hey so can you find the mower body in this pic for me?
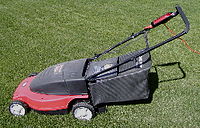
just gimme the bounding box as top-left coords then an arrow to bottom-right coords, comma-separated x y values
12,59 -> 89,111
12,52 -> 151,111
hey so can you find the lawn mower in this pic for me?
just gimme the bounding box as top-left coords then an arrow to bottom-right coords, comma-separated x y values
9,5 -> 190,120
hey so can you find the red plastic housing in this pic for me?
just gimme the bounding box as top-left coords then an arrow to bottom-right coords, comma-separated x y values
12,76 -> 89,111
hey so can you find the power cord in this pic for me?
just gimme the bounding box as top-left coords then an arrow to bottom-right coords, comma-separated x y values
164,23 -> 200,55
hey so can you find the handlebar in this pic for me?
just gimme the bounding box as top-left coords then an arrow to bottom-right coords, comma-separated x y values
176,5 -> 190,33
144,5 -> 190,33
87,5 -> 190,81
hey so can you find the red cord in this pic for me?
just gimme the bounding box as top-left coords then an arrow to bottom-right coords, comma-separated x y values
164,23 -> 200,55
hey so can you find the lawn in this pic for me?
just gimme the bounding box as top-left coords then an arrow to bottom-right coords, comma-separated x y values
1,0 -> 200,127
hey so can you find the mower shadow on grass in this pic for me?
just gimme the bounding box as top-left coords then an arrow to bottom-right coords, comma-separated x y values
154,62 -> 186,83
148,61 -> 186,102
105,61 -> 186,107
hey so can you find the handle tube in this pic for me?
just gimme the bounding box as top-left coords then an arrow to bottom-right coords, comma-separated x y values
175,5 -> 190,33
144,5 -> 190,32
90,30 -> 145,60
87,6 -> 190,81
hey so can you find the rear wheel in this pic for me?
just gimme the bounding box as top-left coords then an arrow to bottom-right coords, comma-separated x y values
72,102 -> 95,120
9,101 -> 29,116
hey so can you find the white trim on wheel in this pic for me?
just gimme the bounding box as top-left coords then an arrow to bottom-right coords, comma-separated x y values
73,106 -> 93,120
9,103 -> 26,116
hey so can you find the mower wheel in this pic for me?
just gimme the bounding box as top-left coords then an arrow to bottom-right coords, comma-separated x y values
72,102 -> 95,120
9,101 -> 29,116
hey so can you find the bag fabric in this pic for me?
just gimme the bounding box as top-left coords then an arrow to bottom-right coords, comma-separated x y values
89,52 -> 151,106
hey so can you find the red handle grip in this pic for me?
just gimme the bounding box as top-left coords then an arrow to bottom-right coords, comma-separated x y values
144,12 -> 177,30
152,12 -> 173,26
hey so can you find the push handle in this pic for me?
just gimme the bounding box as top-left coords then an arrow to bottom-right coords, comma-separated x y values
176,5 -> 190,33
144,12 -> 177,30
151,12 -> 177,27
144,5 -> 190,32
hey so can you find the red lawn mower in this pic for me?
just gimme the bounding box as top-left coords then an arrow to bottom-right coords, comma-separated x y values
9,5 -> 189,120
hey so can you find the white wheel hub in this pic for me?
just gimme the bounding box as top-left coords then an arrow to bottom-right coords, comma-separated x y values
74,107 -> 92,120
10,104 -> 26,116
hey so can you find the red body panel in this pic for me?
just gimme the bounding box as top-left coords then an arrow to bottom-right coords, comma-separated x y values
12,76 -> 89,111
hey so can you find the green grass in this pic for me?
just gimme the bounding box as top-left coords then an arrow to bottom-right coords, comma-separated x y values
1,0 -> 200,127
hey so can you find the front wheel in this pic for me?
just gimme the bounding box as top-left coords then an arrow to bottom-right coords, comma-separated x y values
9,101 -> 29,116
72,102 -> 95,120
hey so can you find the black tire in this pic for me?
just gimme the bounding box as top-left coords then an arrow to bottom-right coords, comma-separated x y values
9,101 -> 29,116
96,105 -> 107,113
72,102 -> 95,120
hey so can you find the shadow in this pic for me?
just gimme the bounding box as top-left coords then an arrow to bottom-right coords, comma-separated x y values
154,62 -> 186,83
34,109 -> 68,115
135,61 -> 186,104
143,62 -> 186,103
147,71 -> 159,103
